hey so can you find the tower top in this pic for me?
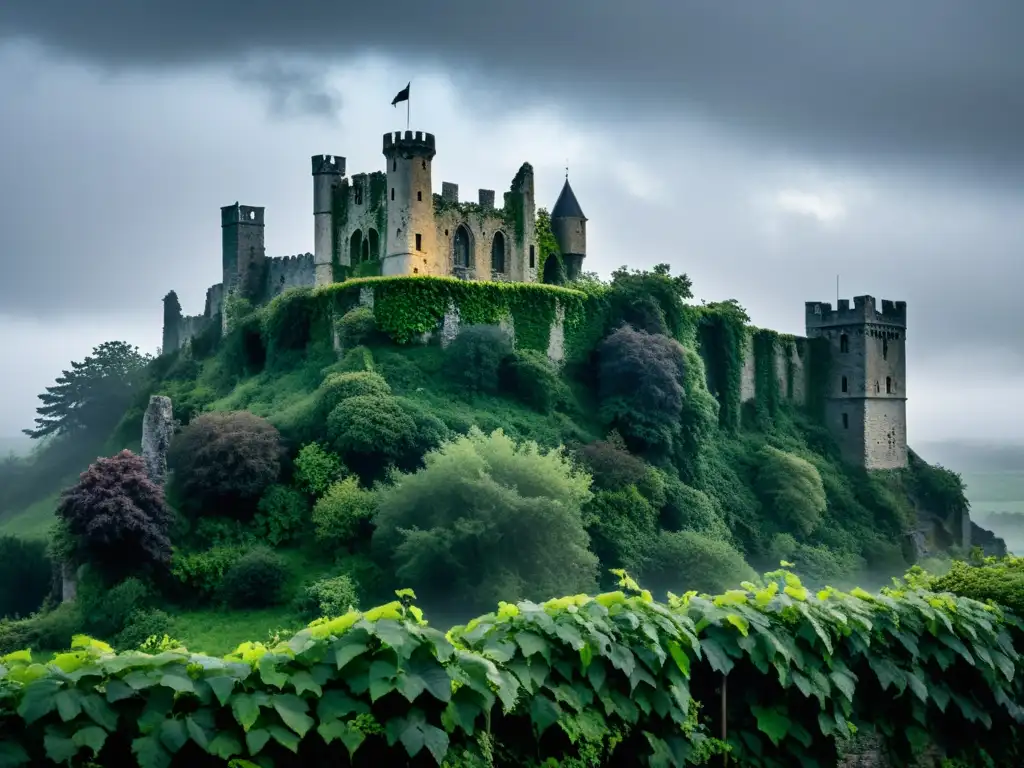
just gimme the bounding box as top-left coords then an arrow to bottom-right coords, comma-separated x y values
805,295 -> 906,330
551,178 -> 587,221
221,203 -> 265,227
382,130 -> 436,160
312,154 -> 346,176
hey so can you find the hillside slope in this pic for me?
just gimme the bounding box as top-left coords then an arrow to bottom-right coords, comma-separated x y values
0,268 -> 996,654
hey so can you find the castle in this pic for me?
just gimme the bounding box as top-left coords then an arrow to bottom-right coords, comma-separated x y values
160,129 -> 906,471
162,129 -> 588,352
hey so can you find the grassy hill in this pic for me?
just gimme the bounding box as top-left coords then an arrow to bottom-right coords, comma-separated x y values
0,271 -> 979,655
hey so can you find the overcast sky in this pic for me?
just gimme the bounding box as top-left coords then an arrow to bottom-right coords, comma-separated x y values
2,2 -> 1023,445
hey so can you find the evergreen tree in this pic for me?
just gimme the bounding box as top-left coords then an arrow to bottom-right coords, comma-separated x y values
24,341 -> 151,440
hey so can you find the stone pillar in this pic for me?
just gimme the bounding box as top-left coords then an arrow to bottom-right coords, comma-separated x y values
142,395 -> 174,486
61,561 -> 77,604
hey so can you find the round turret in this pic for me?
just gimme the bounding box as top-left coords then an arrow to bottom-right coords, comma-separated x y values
550,177 -> 587,281
382,131 -> 437,276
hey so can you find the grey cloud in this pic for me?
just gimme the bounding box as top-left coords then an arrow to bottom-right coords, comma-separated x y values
3,2 -> 1024,176
234,58 -> 343,120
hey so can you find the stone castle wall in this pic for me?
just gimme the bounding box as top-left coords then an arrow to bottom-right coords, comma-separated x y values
739,336 -> 808,407
265,253 -> 315,300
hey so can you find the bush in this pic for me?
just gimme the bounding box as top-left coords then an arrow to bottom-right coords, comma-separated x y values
502,348 -> 568,413
584,487 -> 658,576
598,325 -> 687,455
445,324 -> 513,395
171,545 -> 251,600
576,437 -> 648,491
326,393 -> 421,483
292,442 -> 345,498
335,306 -> 380,349
373,427 -> 598,610
755,445 -> 827,536
168,411 -> 283,519
253,484 -> 309,546
191,517 -> 257,548
639,530 -> 757,597
294,574 -> 360,620
660,476 -> 731,541
112,608 -> 173,650
0,536 -> 52,619
77,573 -> 151,639
219,546 -> 290,609
56,450 -> 173,581
312,477 -> 378,549
317,370 -> 392,418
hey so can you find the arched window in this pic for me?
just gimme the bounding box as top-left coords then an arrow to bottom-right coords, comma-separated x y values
840,334 -> 849,353
349,230 -> 362,264
491,232 -> 506,273
841,376 -> 848,393
454,225 -> 471,269
367,228 -> 380,261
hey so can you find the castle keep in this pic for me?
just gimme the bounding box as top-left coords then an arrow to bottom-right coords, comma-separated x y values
160,129 -> 907,471
162,129 -> 589,354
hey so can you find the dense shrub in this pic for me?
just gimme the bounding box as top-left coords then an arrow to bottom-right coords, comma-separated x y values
502,348 -> 568,413
0,536 -> 52,619
291,442 -> 345,498
311,477 -> 378,549
755,445 -> 827,536
584,486 -> 659,576
317,370 -> 391,418
0,602 -> 80,654
335,305 -> 380,349
170,545 -> 251,600
294,574 -> 360,620
445,324 -> 513,395
326,394 -> 422,483
639,530 -> 757,596
576,436 -> 648,491
168,411 -> 283,519
56,450 -> 173,581
219,546 -> 290,609
253,484 -> 309,546
660,475 -> 731,541
111,608 -> 173,650
926,554 -> 1024,616
766,533 -> 865,585
77,572 -> 151,640
373,427 -> 598,610
598,325 -> 687,455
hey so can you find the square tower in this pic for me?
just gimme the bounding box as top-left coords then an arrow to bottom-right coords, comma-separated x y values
221,203 -> 266,302
805,296 -> 908,469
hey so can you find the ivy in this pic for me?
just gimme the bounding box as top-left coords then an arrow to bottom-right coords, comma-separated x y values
752,329 -> 780,429
535,208 -> 561,280
695,301 -> 749,432
311,276 -> 586,353
1,571 -> 1021,767
806,337 -> 833,422
331,183 -> 349,284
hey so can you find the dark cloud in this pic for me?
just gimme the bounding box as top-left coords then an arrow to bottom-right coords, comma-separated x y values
2,2 -> 1024,176
235,58 -> 342,120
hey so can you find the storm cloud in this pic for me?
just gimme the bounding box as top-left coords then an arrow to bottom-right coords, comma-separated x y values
0,3 -> 1023,444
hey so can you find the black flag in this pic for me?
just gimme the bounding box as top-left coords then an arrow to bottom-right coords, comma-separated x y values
392,83 -> 410,106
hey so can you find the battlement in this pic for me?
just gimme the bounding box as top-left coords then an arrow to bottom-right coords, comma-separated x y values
221,203 -> 265,227
479,189 -> 495,209
312,154 -> 346,176
382,130 -> 436,159
442,182 -> 459,203
267,253 -> 314,265
805,295 -> 906,330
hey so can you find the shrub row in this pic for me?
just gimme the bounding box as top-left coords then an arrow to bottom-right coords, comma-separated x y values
2,569 -> 1020,767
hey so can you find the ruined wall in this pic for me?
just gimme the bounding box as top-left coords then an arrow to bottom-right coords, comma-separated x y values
434,199 -> 516,281
264,253 -> 315,300
738,336 -> 808,407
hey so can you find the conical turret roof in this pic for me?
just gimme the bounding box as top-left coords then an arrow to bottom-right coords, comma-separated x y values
551,178 -> 587,220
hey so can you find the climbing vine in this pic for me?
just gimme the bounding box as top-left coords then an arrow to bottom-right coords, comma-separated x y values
695,301 -> 749,432
752,329 -> 780,428
535,207 -> 562,280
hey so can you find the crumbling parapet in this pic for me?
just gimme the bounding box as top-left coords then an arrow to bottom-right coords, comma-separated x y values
142,395 -> 174,486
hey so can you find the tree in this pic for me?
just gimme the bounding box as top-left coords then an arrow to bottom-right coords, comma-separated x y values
56,450 -> 173,580
167,411 -> 282,519
598,325 -> 687,455
25,341 -> 151,440
638,530 -> 757,597
373,427 -> 598,610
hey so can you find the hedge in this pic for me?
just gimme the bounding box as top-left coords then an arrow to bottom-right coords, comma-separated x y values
1,569 -> 1021,767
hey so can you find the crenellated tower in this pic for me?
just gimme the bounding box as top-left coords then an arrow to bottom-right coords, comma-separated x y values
805,296 -> 908,469
550,175 -> 587,281
221,203 -> 266,303
312,154 -> 346,286
382,131 -> 437,276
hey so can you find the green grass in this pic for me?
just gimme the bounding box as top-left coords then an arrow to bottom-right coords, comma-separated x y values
0,492 -> 58,540
169,606 -> 304,656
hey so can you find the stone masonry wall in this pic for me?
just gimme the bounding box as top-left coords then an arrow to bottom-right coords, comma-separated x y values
265,253 -> 315,301
739,336 -> 808,407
